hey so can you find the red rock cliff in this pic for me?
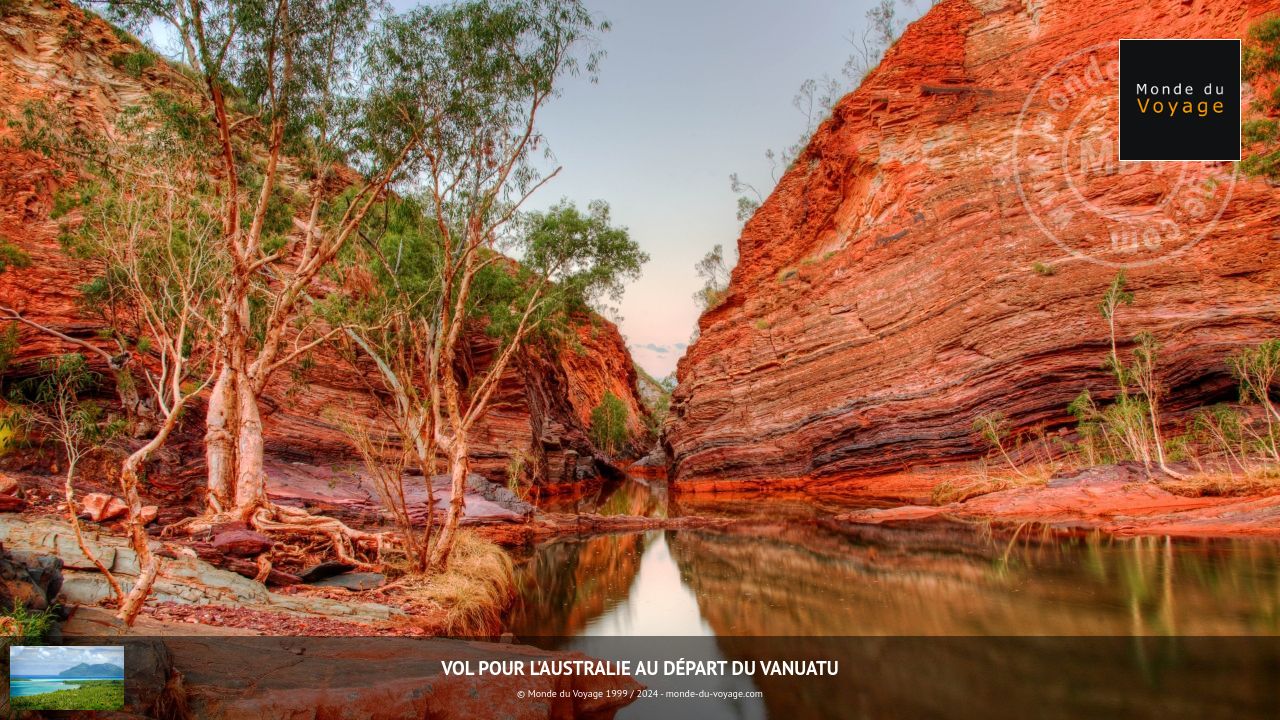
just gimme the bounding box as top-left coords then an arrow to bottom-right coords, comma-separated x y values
0,0 -> 648,490
667,0 -> 1280,487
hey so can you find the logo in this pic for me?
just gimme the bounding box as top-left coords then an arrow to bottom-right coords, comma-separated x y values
1119,39 -> 1241,161
1013,43 -> 1238,268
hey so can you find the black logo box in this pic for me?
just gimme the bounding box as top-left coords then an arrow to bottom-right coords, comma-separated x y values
1119,38 -> 1241,162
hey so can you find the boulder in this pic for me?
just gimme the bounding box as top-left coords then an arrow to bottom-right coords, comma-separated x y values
81,493 -> 129,522
0,494 -> 25,512
136,505 -> 159,525
0,474 -> 20,495
0,544 -> 63,612
464,473 -> 535,519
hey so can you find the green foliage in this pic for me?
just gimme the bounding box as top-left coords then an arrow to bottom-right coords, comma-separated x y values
8,355 -> 125,447
1227,339 -> 1280,461
1098,271 -> 1134,322
0,237 -> 31,273
149,92 -> 217,149
1191,404 -> 1249,462
10,679 -> 125,711
1243,16 -> 1280,180
1031,261 -> 1056,277
518,200 -> 646,322
1228,339 -> 1280,405
0,323 -> 18,377
10,354 -> 97,406
590,391 -> 629,456
973,411 -> 1011,448
691,243 -> 731,311
1,600 -> 59,642
109,49 -> 155,78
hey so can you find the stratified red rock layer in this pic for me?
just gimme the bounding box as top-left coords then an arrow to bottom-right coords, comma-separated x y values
0,1 -> 647,490
668,0 -> 1280,487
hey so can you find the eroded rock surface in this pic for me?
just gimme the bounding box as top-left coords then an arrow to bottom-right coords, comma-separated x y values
667,0 -> 1280,486
0,516 -> 401,623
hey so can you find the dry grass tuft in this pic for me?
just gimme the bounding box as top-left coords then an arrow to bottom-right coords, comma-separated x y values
1159,465 -> 1280,498
389,531 -> 515,636
931,462 -> 1057,505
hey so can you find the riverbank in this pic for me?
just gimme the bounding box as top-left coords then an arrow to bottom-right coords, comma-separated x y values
666,463 -> 1280,540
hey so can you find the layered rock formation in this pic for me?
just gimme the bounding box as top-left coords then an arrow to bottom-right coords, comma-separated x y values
668,0 -> 1280,487
0,1 -> 647,497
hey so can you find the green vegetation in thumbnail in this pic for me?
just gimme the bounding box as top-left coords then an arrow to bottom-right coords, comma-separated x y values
10,679 -> 125,711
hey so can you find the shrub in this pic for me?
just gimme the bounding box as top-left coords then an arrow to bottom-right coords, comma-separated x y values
1031,261 -> 1056,276
0,238 -> 31,273
590,391 -> 629,455
1227,339 -> 1280,461
973,411 -> 1027,478
0,601 -> 58,641
109,50 -> 155,79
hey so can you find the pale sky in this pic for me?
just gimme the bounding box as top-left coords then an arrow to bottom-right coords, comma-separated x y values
509,0 -> 891,378
10,646 -> 124,676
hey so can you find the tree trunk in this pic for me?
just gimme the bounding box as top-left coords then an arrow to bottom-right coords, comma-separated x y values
430,438 -> 469,571
116,453 -> 161,625
204,368 -> 236,512
233,377 -> 267,521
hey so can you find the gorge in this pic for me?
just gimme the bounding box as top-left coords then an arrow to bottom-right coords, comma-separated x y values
0,0 -> 1276,717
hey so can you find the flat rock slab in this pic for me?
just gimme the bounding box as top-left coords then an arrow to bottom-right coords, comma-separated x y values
265,459 -> 533,525
310,572 -> 385,591
0,517 -> 403,624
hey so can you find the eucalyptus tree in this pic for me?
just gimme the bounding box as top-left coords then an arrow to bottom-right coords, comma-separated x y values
333,0 -> 635,569
65,113 -> 227,623
347,197 -> 645,571
97,0 -> 429,542
94,0 -> 630,572
10,93 -> 227,623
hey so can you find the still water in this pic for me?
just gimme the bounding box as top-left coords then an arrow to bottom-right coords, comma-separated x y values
506,478 -> 1280,718
511,477 -> 1280,637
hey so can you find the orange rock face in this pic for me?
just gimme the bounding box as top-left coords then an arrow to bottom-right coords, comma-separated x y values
0,1 -> 647,492
668,0 -> 1280,486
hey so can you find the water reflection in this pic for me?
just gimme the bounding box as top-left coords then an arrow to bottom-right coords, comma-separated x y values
508,479 -> 1280,718
536,475 -> 668,517
512,481 -> 1280,637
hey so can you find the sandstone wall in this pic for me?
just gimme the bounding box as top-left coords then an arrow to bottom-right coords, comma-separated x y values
667,0 -> 1280,486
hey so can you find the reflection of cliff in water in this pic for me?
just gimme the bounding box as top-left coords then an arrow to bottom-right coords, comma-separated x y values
538,475 -> 667,517
507,532 -> 649,638
666,522 -> 1280,636
667,525 -> 1280,719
